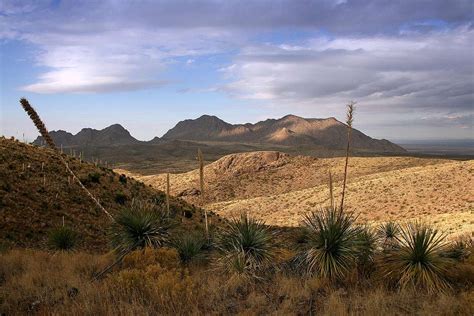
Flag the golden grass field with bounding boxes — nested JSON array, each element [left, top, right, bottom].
[[119, 152, 474, 238], [2, 247, 473, 315]]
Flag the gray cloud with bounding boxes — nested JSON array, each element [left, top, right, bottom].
[[221, 27, 474, 112], [7, 0, 468, 34]]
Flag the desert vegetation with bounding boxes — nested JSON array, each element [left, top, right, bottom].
[[1, 209, 473, 315], [1, 100, 473, 314]]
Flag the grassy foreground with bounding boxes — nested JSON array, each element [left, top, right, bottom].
[[0, 245, 473, 315]]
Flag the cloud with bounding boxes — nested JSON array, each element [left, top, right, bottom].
[[1, 0, 472, 94], [221, 27, 474, 116]]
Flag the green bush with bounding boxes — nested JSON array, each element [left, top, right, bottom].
[[442, 236, 473, 261], [377, 221, 400, 249], [300, 207, 361, 280], [172, 232, 207, 264], [215, 214, 275, 277], [48, 226, 77, 251], [382, 222, 451, 292], [109, 205, 172, 255]]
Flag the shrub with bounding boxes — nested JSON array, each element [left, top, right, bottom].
[[382, 222, 451, 292], [122, 247, 180, 270], [442, 236, 473, 261], [172, 232, 206, 264], [119, 174, 127, 184], [114, 192, 127, 205], [377, 221, 400, 249], [355, 226, 378, 269], [300, 207, 361, 280], [48, 226, 77, 251], [87, 172, 101, 184], [109, 205, 172, 255], [215, 214, 275, 277]]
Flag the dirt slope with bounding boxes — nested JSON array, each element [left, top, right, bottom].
[[0, 137, 212, 251], [207, 160, 474, 237], [123, 151, 472, 237], [121, 151, 449, 205]]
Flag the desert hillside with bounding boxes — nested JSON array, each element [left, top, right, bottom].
[[0, 137, 211, 251], [122, 151, 473, 237]]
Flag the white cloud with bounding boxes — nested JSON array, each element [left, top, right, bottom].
[[14, 26, 238, 93]]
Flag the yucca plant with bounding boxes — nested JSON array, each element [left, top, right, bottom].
[[382, 222, 451, 292], [357, 226, 379, 263], [442, 236, 473, 261], [215, 214, 275, 277], [109, 205, 172, 255], [172, 232, 207, 264], [48, 226, 77, 251], [300, 206, 361, 280], [355, 226, 378, 274], [378, 221, 400, 249]]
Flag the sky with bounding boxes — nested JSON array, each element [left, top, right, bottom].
[[0, 0, 473, 142]]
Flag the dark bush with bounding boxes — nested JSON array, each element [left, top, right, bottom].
[[48, 226, 77, 251], [114, 193, 128, 205], [119, 174, 127, 184], [87, 172, 101, 184]]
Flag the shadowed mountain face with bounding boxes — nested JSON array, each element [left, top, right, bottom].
[[33, 124, 138, 147], [162, 114, 406, 152]]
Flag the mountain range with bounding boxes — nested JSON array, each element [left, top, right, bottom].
[[33, 114, 405, 153]]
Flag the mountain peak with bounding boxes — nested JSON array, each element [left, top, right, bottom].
[[162, 115, 406, 153], [104, 123, 127, 131], [280, 114, 306, 121], [33, 123, 137, 147]]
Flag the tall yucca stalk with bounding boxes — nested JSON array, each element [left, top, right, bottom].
[[19, 98, 113, 220], [166, 173, 170, 215], [20, 98, 57, 150], [198, 148, 209, 238], [340, 101, 356, 211]]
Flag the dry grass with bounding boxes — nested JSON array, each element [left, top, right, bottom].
[[1, 248, 473, 315]]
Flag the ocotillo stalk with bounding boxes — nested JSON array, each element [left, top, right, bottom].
[[19, 98, 114, 220], [340, 101, 355, 211], [198, 149, 209, 237], [166, 173, 170, 215]]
